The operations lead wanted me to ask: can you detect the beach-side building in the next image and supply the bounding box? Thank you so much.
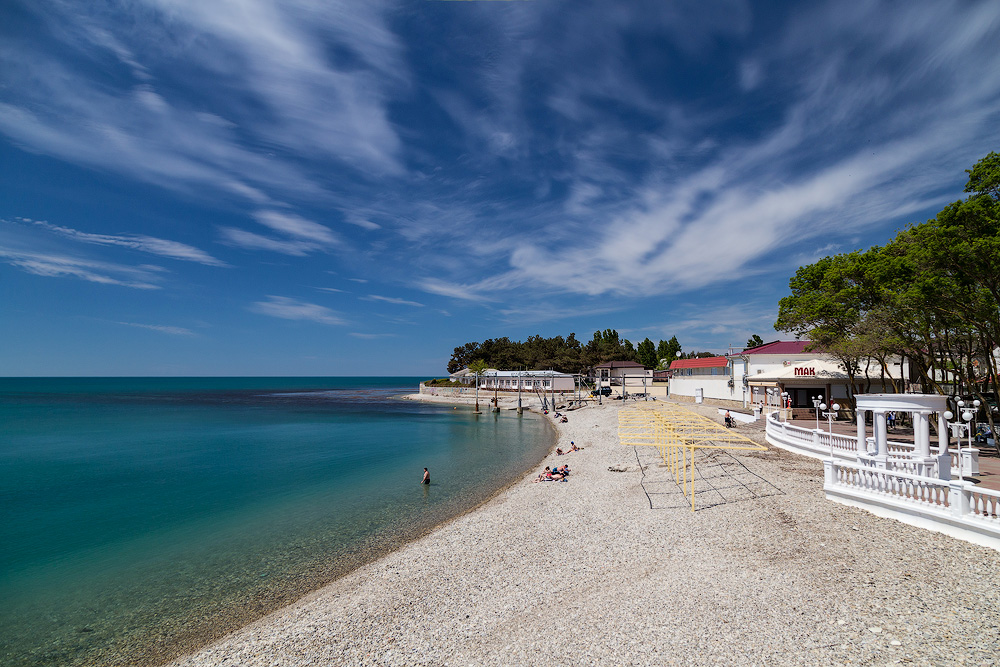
[731,340,823,409]
[592,360,651,390]
[749,357,905,418]
[666,357,732,405]
[666,340,909,411]
[451,368,576,392]
[667,342,816,408]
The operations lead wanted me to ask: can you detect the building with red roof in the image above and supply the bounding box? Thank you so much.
[669,357,729,372]
[729,340,860,412]
[666,339,908,413]
[667,356,732,405]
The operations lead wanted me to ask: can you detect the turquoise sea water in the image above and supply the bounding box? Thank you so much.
[0,378,553,667]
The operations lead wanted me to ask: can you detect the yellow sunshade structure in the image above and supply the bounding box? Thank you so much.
[618,403,767,511]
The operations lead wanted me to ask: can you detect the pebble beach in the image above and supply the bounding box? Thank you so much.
[169,397,1000,666]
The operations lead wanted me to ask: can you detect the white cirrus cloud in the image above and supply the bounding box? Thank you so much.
[0,0,408,210]
[222,210,340,255]
[364,294,424,307]
[218,228,319,256]
[249,296,346,326]
[0,248,162,289]
[252,210,339,245]
[34,221,227,266]
[119,322,196,335]
[349,332,397,339]
[343,212,381,230]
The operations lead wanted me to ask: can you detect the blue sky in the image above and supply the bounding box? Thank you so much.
[2,0,999,376]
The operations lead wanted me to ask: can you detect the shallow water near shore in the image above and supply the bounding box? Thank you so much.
[0,378,553,667]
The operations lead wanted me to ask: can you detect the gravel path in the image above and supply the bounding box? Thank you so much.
[170,399,1000,666]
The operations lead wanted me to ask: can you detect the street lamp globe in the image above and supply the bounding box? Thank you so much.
[832,403,840,411]
[944,410,954,420]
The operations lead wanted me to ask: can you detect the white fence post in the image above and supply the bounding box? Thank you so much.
[949,481,971,518]
[824,459,836,486]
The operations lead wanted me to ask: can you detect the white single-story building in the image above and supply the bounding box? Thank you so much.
[450,368,576,392]
[592,360,651,390]
[666,357,733,405]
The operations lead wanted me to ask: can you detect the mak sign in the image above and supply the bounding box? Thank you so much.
[793,367,816,376]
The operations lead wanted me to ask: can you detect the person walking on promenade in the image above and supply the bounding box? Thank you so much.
[422,468,430,485]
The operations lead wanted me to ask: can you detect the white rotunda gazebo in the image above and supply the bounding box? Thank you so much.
[854,393,950,478]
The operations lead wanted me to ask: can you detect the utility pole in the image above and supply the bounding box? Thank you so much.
[550,369,555,413]
[474,369,481,414]
[517,369,522,415]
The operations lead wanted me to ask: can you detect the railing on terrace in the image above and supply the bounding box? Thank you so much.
[764,412,998,549]
[831,463,950,509]
[824,459,1000,550]
[766,412,978,475]
[970,488,1000,525]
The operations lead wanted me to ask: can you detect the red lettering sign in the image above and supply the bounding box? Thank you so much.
[794,367,815,376]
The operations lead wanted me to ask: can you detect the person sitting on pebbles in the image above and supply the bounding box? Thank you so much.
[568,441,580,452]
[533,466,567,482]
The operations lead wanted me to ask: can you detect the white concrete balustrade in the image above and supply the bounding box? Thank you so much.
[765,394,998,551]
[765,413,979,476]
[824,459,1000,550]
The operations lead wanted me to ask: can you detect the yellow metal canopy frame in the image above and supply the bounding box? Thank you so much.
[618,404,767,511]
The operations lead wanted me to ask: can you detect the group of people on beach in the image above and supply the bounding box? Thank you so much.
[534,464,571,482]
[544,410,569,423]
[534,440,581,482]
[555,441,580,455]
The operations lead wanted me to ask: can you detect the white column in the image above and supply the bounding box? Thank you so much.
[937,412,949,455]
[915,411,931,457]
[856,409,867,455]
[875,410,888,457]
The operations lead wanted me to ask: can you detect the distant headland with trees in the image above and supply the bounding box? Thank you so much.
[446,331,760,375]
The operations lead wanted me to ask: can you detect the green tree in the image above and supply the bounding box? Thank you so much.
[636,338,658,368]
[965,150,1000,198]
[447,341,481,374]
[775,253,868,405]
[745,334,764,349]
[773,151,1000,446]
[467,358,488,376]
[656,336,681,368]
